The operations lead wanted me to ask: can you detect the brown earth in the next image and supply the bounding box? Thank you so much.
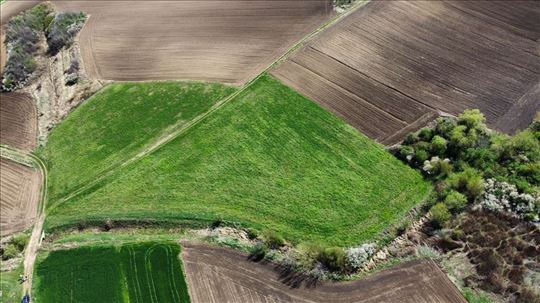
[0,92,37,151]
[0,157,41,237]
[182,243,467,303]
[271,1,540,145]
[51,0,334,85]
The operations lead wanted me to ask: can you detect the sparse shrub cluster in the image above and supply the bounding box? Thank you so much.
[1,233,30,260]
[2,3,53,90]
[47,12,86,55]
[394,109,539,226]
[2,4,86,90]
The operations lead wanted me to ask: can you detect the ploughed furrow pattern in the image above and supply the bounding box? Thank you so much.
[271,0,540,144]
[182,243,467,303]
[0,92,38,151]
[0,158,41,237]
[52,0,334,85]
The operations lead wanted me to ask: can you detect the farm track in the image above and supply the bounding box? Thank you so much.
[52,0,334,85]
[271,0,540,144]
[0,92,38,151]
[182,243,467,303]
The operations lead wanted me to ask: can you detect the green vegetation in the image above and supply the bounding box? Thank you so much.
[396,110,539,225]
[0,262,23,303]
[43,82,235,204]
[2,3,53,90]
[1,233,30,260]
[46,74,430,246]
[47,11,86,55]
[34,242,190,303]
[462,288,493,303]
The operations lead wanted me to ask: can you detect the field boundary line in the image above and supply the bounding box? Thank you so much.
[53,0,371,208]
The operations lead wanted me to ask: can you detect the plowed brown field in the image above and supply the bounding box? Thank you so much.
[0,92,37,151]
[182,243,466,303]
[271,1,540,145]
[52,0,333,85]
[0,157,41,237]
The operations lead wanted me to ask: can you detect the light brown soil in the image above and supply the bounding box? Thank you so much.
[0,157,41,237]
[51,0,334,85]
[182,243,467,303]
[271,1,540,145]
[0,92,37,151]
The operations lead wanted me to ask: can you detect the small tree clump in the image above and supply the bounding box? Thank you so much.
[444,190,468,212]
[261,230,284,249]
[430,202,451,227]
[318,246,347,272]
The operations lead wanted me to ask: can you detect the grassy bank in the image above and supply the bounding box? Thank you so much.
[45,74,430,246]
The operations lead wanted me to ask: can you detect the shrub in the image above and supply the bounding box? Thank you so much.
[431,135,447,155]
[415,149,429,164]
[430,203,451,226]
[346,243,377,270]
[423,157,453,178]
[319,247,346,272]
[298,242,324,268]
[10,234,30,251]
[435,117,456,138]
[458,109,486,130]
[444,190,467,212]
[419,127,435,141]
[261,230,284,249]
[1,244,19,260]
[246,228,258,240]
[448,168,485,200]
[248,243,267,261]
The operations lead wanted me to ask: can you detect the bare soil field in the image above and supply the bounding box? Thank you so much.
[52,0,333,85]
[272,1,540,144]
[0,157,41,237]
[0,92,37,151]
[182,243,466,303]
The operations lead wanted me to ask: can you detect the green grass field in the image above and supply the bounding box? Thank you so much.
[42,81,235,204]
[34,242,190,303]
[45,74,430,246]
[0,262,23,303]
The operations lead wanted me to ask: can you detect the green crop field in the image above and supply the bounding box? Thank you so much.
[42,81,235,204]
[0,262,23,303]
[34,242,190,303]
[45,74,430,246]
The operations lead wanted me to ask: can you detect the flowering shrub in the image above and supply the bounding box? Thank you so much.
[346,243,377,270]
[481,179,539,222]
[422,156,452,177]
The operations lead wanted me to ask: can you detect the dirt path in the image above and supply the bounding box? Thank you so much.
[1,146,48,296]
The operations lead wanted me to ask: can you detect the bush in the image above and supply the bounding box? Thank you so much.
[448,168,485,200]
[435,117,456,138]
[431,135,447,155]
[444,190,468,212]
[346,243,377,270]
[1,244,19,260]
[10,234,30,251]
[419,127,435,141]
[246,228,258,240]
[319,247,346,272]
[458,109,486,130]
[261,230,284,249]
[430,203,451,226]
[248,243,267,261]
